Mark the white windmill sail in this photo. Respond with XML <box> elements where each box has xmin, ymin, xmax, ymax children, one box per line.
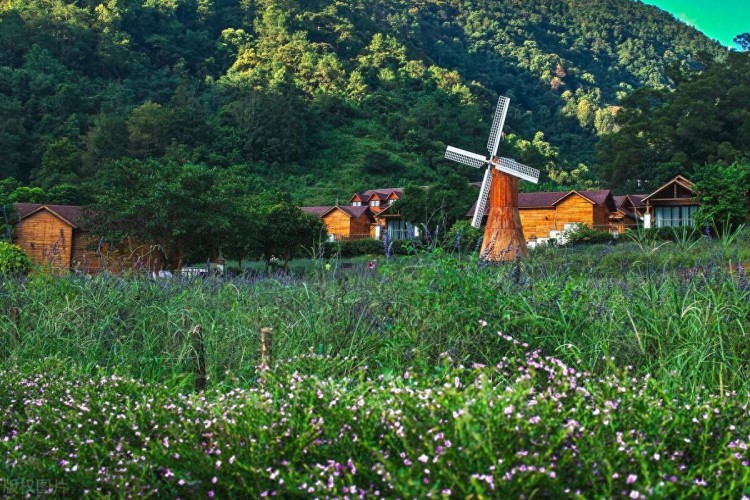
<box><xmin>487</xmin><ymin>96</ymin><xmax>510</xmax><ymax>158</ymax></box>
<box><xmin>445</xmin><ymin>146</ymin><xmax>487</xmax><ymax>169</ymax></box>
<box><xmin>472</xmin><ymin>167</ymin><xmax>493</xmax><ymax>229</ymax></box>
<box><xmin>493</xmin><ymin>157</ymin><xmax>540</xmax><ymax>184</ymax></box>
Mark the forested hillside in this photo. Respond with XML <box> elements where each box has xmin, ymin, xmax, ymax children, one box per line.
<box><xmin>0</xmin><ymin>0</ymin><xmax>723</xmax><ymax>203</ymax></box>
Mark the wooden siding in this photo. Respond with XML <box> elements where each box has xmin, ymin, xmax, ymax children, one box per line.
<box><xmin>519</xmin><ymin>207</ymin><xmax>555</xmax><ymax>240</ymax></box>
<box><xmin>556</xmin><ymin>195</ymin><xmax>596</xmax><ymax>228</ymax></box>
<box><xmin>322</xmin><ymin>209</ymin><xmax>372</xmax><ymax>239</ymax></box>
<box><xmin>517</xmin><ymin>193</ymin><xmax>609</xmax><ymax>240</ymax></box>
<box><xmin>14</xmin><ymin>210</ymin><xmax>74</xmax><ymax>270</ymax></box>
<box><xmin>72</xmin><ymin>233</ymin><xmax>163</xmax><ymax>274</ymax></box>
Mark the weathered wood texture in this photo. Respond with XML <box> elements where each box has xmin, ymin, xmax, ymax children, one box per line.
<box><xmin>14</xmin><ymin>210</ymin><xmax>73</xmax><ymax>270</ymax></box>
<box><xmin>481</xmin><ymin>172</ymin><xmax>527</xmax><ymax>261</ymax></box>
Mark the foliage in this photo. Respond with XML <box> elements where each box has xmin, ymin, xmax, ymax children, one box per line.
<box><xmin>254</xmin><ymin>193</ymin><xmax>328</xmax><ymax>269</ymax></box>
<box><xmin>3</xmin><ymin>353</ymin><xmax>750</xmax><ymax>497</ymax></box>
<box><xmin>596</xmin><ymin>51</ymin><xmax>750</xmax><ymax>190</ymax></box>
<box><xmin>4</xmin><ymin>236</ymin><xmax>750</xmax><ymax>496</ymax></box>
<box><xmin>443</xmin><ymin>220</ymin><xmax>483</xmax><ymax>253</ymax></box>
<box><xmin>326</xmin><ymin>238</ymin><xmax>383</xmax><ymax>258</ymax></box>
<box><xmin>0</xmin><ymin>241</ymin><xmax>30</xmax><ymax>275</ymax></box>
<box><xmin>563</xmin><ymin>223</ymin><xmax>614</xmax><ymax>245</ymax></box>
<box><xmin>693</xmin><ymin>161</ymin><xmax>750</xmax><ymax>231</ymax></box>
<box><xmin>0</xmin><ymin>0</ymin><xmax>725</xmax><ymax>200</ymax></box>
<box><xmin>89</xmin><ymin>160</ymin><xmax>265</xmax><ymax>269</ymax></box>
<box><xmin>394</xmin><ymin>172</ymin><xmax>478</xmax><ymax>233</ymax></box>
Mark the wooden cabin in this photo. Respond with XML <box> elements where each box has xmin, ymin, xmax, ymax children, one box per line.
<box><xmin>300</xmin><ymin>205</ymin><xmax>374</xmax><ymax>241</ymax></box>
<box><xmin>12</xmin><ymin>203</ymin><xmax>162</xmax><ymax>274</ymax></box>
<box><xmin>611</xmin><ymin>194</ymin><xmax>647</xmax><ymax>234</ymax></box>
<box><xmin>303</xmin><ymin>188</ymin><xmax>405</xmax><ymax>241</ymax></box>
<box><xmin>642</xmin><ymin>175</ymin><xmax>699</xmax><ymax>228</ymax></box>
<box><xmin>469</xmin><ymin>190</ymin><xmax>617</xmax><ymax>242</ymax></box>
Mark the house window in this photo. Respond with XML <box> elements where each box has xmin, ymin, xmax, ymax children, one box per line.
<box><xmin>387</xmin><ymin>220</ymin><xmax>414</xmax><ymax>241</ymax></box>
<box><xmin>389</xmin><ymin>199</ymin><xmax>396</xmax><ymax>206</ymax></box>
<box><xmin>370</xmin><ymin>200</ymin><xmax>380</xmax><ymax>207</ymax></box>
<box><xmin>352</xmin><ymin>201</ymin><xmax>362</xmax><ymax>207</ymax></box>
<box><xmin>654</xmin><ymin>206</ymin><xmax>698</xmax><ymax>228</ymax></box>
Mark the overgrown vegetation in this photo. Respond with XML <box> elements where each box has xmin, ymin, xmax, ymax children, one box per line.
<box><xmin>2</xmin><ymin>236</ymin><xmax>750</xmax><ymax>496</ymax></box>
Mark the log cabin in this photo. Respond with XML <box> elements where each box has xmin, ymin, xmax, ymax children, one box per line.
<box><xmin>300</xmin><ymin>205</ymin><xmax>375</xmax><ymax>241</ymax></box>
<box><xmin>303</xmin><ymin>188</ymin><xmax>405</xmax><ymax>241</ymax></box>
<box><xmin>468</xmin><ymin>190</ymin><xmax>617</xmax><ymax>243</ymax></box>
<box><xmin>12</xmin><ymin>203</ymin><xmax>162</xmax><ymax>274</ymax></box>
<box><xmin>641</xmin><ymin>175</ymin><xmax>699</xmax><ymax>228</ymax></box>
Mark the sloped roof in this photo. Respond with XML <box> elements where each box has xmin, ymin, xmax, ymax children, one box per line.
<box><xmin>13</xmin><ymin>203</ymin><xmax>84</xmax><ymax>228</ymax></box>
<box><xmin>362</xmin><ymin>188</ymin><xmax>404</xmax><ymax>200</ymax></box>
<box><xmin>615</xmin><ymin>194</ymin><xmax>647</xmax><ymax>210</ymax></box>
<box><xmin>642</xmin><ymin>175</ymin><xmax>696</xmax><ymax>202</ymax></box>
<box><xmin>468</xmin><ymin>189</ymin><xmax>615</xmax><ymax>216</ymax></box>
<box><xmin>301</xmin><ymin>205</ymin><xmax>372</xmax><ymax>219</ymax></box>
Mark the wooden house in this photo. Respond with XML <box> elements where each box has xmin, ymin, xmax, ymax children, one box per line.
<box><xmin>12</xmin><ymin>203</ymin><xmax>162</xmax><ymax>274</ymax></box>
<box><xmin>611</xmin><ymin>194</ymin><xmax>647</xmax><ymax>234</ymax></box>
<box><xmin>468</xmin><ymin>190</ymin><xmax>617</xmax><ymax>242</ymax></box>
<box><xmin>303</xmin><ymin>188</ymin><xmax>405</xmax><ymax>241</ymax></box>
<box><xmin>300</xmin><ymin>205</ymin><xmax>375</xmax><ymax>241</ymax></box>
<box><xmin>641</xmin><ymin>175</ymin><xmax>699</xmax><ymax>228</ymax></box>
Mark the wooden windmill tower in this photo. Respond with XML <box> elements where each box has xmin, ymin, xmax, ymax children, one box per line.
<box><xmin>445</xmin><ymin>96</ymin><xmax>540</xmax><ymax>261</ymax></box>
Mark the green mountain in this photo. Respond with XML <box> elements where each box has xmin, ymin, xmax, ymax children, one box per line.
<box><xmin>0</xmin><ymin>0</ymin><xmax>723</xmax><ymax>204</ymax></box>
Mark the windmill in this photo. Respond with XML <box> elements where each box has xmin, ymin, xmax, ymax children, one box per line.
<box><xmin>445</xmin><ymin>96</ymin><xmax>540</xmax><ymax>261</ymax></box>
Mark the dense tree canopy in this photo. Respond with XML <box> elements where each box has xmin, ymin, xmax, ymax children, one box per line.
<box><xmin>0</xmin><ymin>0</ymin><xmax>724</xmax><ymax>204</ymax></box>
<box><xmin>596</xmin><ymin>49</ymin><xmax>750</xmax><ymax>193</ymax></box>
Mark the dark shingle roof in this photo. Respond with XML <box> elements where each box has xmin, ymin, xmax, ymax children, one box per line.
<box><xmin>13</xmin><ymin>203</ymin><xmax>84</xmax><ymax>228</ymax></box>
<box><xmin>301</xmin><ymin>205</ymin><xmax>372</xmax><ymax>219</ymax></box>
<box><xmin>467</xmin><ymin>190</ymin><xmax>615</xmax><ymax>216</ymax></box>
<box><xmin>362</xmin><ymin>188</ymin><xmax>404</xmax><ymax>200</ymax></box>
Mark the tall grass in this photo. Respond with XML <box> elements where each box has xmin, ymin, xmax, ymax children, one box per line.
<box><xmin>1</xmin><ymin>237</ymin><xmax>749</xmax><ymax>394</ymax></box>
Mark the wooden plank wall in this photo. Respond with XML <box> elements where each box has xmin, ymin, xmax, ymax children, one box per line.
<box><xmin>323</xmin><ymin>210</ymin><xmax>354</xmax><ymax>238</ymax></box>
<box><xmin>14</xmin><ymin>210</ymin><xmax>73</xmax><ymax>270</ymax></box>
<box><xmin>518</xmin><ymin>208</ymin><xmax>555</xmax><ymax>240</ymax></box>
<box><xmin>72</xmin><ymin>233</ymin><xmax>164</xmax><ymax>274</ymax></box>
<box><xmin>556</xmin><ymin>196</ymin><xmax>596</xmax><ymax>228</ymax></box>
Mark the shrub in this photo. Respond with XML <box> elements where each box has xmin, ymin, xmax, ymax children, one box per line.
<box><xmin>0</xmin><ymin>241</ymin><xmax>31</xmax><ymax>275</ymax></box>
<box><xmin>563</xmin><ymin>223</ymin><xmax>613</xmax><ymax>245</ymax></box>
<box><xmin>326</xmin><ymin>239</ymin><xmax>384</xmax><ymax>258</ymax></box>
<box><xmin>443</xmin><ymin>220</ymin><xmax>483</xmax><ymax>252</ymax></box>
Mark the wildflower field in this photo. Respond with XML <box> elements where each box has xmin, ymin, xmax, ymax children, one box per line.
<box><xmin>2</xmin><ymin>231</ymin><xmax>750</xmax><ymax>497</ymax></box>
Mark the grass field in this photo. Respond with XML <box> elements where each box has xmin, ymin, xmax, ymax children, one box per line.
<box><xmin>2</xmin><ymin>230</ymin><xmax>750</xmax><ymax>497</ymax></box>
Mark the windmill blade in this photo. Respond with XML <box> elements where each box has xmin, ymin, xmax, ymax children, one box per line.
<box><xmin>472</xmin><ymin>167</ymin><xmax>493</xmax><ymax>229</ymax></box>
<box><xmin>445</xmin><ymin>146</ymin><xmax>488</xmax><ymax>169</ymax></box>
<box><xmin>493</xmin><ymin>157</ymin><xmax>540</xmax><ymax>184</ymax></box>
<box><xmin>487</xmin><ymin>96</ymin><xmax>510</xmax><ymax>158</ymax></box>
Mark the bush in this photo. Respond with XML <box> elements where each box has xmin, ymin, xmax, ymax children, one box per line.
<box><xmin>563</xmin><ymin>223</ymin><xmax>613</xmax><ymax>245</ymax></box>
<box><xmin>443</xmin><ymin>220</ymin><xmax>483</xmax><ymax>252</ymax></box>
<box><xmin>326</xmin><ymin>239</ymin><xmax>384</xmax><ymax>258</ymax></box>
<box><xmin>0</xmin><ymin>242</ymin><xmax>31</xmax><ymax>276</ymax></box>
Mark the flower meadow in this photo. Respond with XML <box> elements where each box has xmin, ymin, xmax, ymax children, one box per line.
<box><xmin>2</xmin><ymin>236</ymin><xmax>750</xmax><ymax>497</ymax></box>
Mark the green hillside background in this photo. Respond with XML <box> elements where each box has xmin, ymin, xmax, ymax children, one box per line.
<box><xmin>0</xmin><ymin>0</ymin><xmax>728</xmax><ymax>204</ymax></box>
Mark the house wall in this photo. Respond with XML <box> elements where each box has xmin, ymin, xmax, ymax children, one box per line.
<box><xmin>555</xmin><ymin>195</ymin><xmax>596</xmax><ymax>229</ymax></box>
<box><xmin>350</xmin><ymin>214</ymin><xmax>372</xmax><ymax>238</ymax></box>
<box><xmin>72</xmin><ymin>233</ymin><xmax>163</xmax><ymax>274</ymax></box>
<box><xmin>518</xmin><ymin>208</ymin><xmax>555</xmax><ymax>240</ymax></box>
<box><xmin>14</xmin><ymin>211</ymin><xmax>73</xmax><ymax>270</ymax></box>
<box><xmin>323</xmin><ymin>210</ymin><xmax>354</xmax><ymax>238</ymax></box>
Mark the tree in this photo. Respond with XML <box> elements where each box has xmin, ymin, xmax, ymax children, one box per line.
<box><xmin>253</xmin><ymin>192</ymin><xmax>327</xmax><ymax>271</ymax></box>
<box><xmin>734</xmin><ymin>33</ymin><xmax>750</xmax><ymax>51</ymax></box>
<box><xmin>693</xmin><ymin>161</ymin><xmax>750</xmax><ymax>231</ymax></box>
<box><xmin>89</xmin><ymin>160</ymin><xmax>257</xmax><ymax>270</ymax></box>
